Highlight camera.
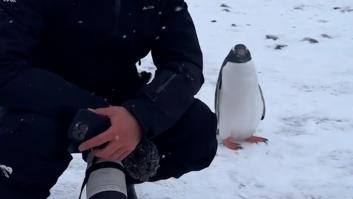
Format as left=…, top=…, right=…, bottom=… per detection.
left=68, top=109, right=127, bottom=199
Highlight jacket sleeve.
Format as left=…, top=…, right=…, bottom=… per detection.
left=0, top=1, right=108, bottom=123
left=122, top=0, right=203, bottom=139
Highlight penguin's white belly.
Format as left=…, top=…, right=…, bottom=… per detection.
left=218, top=65, right=263, bottom=141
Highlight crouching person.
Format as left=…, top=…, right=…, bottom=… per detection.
left=0, top=0, right=218, bottom=198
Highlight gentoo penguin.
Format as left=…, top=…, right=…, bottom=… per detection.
left=215, top=44, right=268, bottom=150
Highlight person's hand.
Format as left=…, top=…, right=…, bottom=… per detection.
left=78, top=106, right=142, bottom=161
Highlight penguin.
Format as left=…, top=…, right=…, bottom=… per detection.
left=215, top=44, right=268, bottom=150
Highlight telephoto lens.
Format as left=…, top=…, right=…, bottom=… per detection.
left=67, top=109, right=160, bottom=199
left=67, top=109, right=127, bottom=199
left=85, top=153, right=127, bottom=199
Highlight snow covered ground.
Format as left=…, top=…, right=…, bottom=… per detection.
left=50, top=0, right=353, bottom=198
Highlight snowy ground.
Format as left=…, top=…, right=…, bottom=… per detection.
left=50, top=0, right=353, bottom=198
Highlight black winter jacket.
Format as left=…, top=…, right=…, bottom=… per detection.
left=0, top=0, right=203, bottom=139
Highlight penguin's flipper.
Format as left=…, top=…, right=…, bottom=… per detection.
left=215, top=71, right=222, bottom=119
left=215, top=67, right=224, bottom=136
left=215, top=49, right=231, bottom=121
left=259, top=85, right=266, bottom=120
left=215, top=45, right=243, bottom=121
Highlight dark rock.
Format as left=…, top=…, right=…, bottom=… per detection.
left=302, top=37, right=319, bottom=44
left=318, top=19, right=328, bottom=23
left=274, top=44, right=288, bottom=50
left=294, top=5, right=305, bottom=10
left=340, top=7, right=353, bottom=13
left=321, top=34, right=333, bottom=39
left=266, top=35, right=279, bottom=41
left=220, top=3, right=231, bottom=8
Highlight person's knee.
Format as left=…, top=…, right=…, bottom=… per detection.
left=0, top=109, right=71, bottom=195
left=181, top=99, right=218, bottom=171
left=0, top=110, right=70, bottom=159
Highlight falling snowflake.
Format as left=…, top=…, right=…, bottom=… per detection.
left=174, top=6, right=183, bottom=12
left=3, top=0, right=16, bottom=3
left=142, top=6, right=155, bottom=11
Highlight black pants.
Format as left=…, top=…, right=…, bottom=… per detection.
left=0, top=99, right=217, bottom=199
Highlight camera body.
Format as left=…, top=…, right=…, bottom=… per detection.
left=67, top=108, right=160, bottom=198
left=68, top=109, right=110, bottom=153
left=67, top=109, right=127, bottom=199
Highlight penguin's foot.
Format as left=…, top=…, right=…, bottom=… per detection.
left=245, top=136, right=268, bottom=144
left=223, top=137, right=243, bottom=150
